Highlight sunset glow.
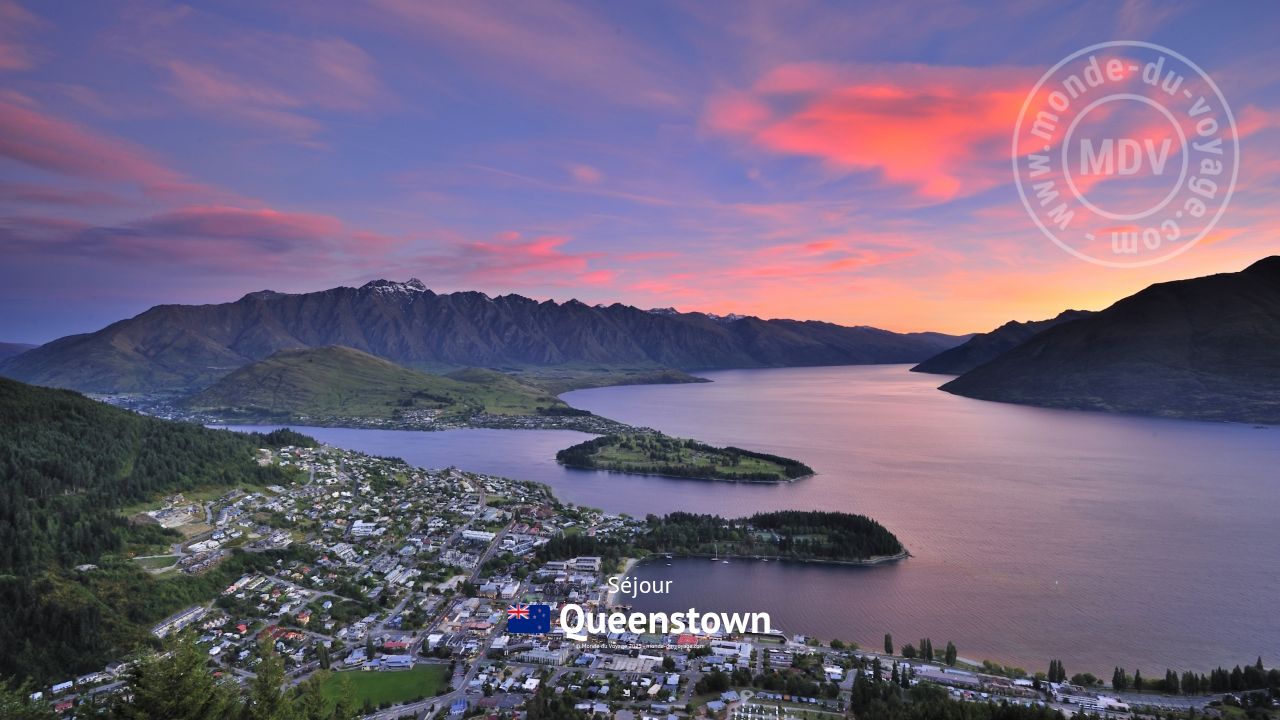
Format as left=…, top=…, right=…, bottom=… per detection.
left=1, top=1, right=1278, bottom=342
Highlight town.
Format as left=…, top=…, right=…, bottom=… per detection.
left=27, top=444, right=1277, bottom=720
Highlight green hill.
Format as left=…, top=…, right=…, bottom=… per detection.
left=184, top=345, right=572, bottom=422
left=0, top=377, right=311, bottom=681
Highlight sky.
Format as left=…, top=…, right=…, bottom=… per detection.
left=1, top=0, right=1278, bottom=344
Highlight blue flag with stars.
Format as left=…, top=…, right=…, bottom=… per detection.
left=506, top=603, right=551, bottom=634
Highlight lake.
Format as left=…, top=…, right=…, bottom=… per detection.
left=229, top=364, right=1280, bottom=674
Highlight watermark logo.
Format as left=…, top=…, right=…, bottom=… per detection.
left=1013, top=41, right=1239, bottom=267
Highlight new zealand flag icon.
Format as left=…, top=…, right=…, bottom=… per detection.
left=505, top=603, right=551, bottom=634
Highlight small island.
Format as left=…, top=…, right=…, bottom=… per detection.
left=555, top=432, right=814, bottom=482
left=643, top=510, right=907, bottom=563
left=541, top=510, right=907, bottom=566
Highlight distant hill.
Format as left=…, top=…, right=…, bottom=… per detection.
left=185, top=345, right=568, bottom=421
left=0, top=279, right=968, bottom=393
left=941, top=257, right=1280, bottom=424
left=911, top=310, right=1093, bottom=375
left=0, top=342, right=35, bottom=361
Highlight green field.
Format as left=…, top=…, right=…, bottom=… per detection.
left=186, top=346, right=570, bottom=421
left=133, top=555, right=180, bottom=570
left=556, top=432, right=814, bottom=482
left=318, top=665, right=450, bottom=712
left=509, top=365, right=710, bottom=394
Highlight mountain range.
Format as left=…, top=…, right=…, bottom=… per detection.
left=940, top=257, right=1280, bottom=424
left=911, top=310, right=1094, bottom=375
left=0, top=280, right=968, bottom=393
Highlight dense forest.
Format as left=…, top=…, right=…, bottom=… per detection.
left=640, top=511, right=904, bottom=560
left=1, top=637, right=360, bottom=719
left=537, top=510, right=905, bottom=564
left=850, top=674, right=1065, bottom=720
left=0, top=378, right=314, bottom=681
left=556, top=433, right=814, bottom=482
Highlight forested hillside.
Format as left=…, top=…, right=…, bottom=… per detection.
left=0, top=377, right=311, bottom=680
left=0, top=377, right=308, bottom=572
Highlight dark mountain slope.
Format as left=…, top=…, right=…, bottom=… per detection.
left=911, top=310, right=1093, bottom=375
left=0, top=280, right=968, bottom=393
left=941, top=258, right=1280, bottom=424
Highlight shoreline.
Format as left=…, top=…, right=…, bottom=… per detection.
left=626, top=549, right=910, bottom=572
left=557, top=462, right=813, bottom=485
left=606, top=556, right=642, bottom=605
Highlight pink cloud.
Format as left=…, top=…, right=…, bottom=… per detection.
left=578, top=269, right=619, bottom=285
left=0, top=0, right=40, bottom=72
left=360, top=0, right=684, bottom=109
left=109, top=8, right=387, bottom=145
left=0, top=98, right=207, bottom=197
left=408, top=232, right=610, bottom=288
left=567, top=164, right=604, bottom=185
left=706, top=62, right=1037, bottom=201
left=2, top=204, right=398, bottom=274
left=0, top=181, right=125, bottom=208
left=137, top=206, right=346, bottom=242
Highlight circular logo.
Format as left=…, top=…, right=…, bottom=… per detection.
left=1013, top=41, right=1239, bottom=267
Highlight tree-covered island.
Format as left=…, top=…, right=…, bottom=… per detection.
left=555, top=432, right=815, bottom=482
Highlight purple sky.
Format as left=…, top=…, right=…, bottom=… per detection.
left=1, top=0, right=1278, bottom=344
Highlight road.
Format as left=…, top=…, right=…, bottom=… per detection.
left=365, top=579, right=526, bottom=720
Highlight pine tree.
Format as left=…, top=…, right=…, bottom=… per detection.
left=884, top=633, right=894, bottom=655
left=108, top=638, right=242, bottom=720
left=0, top=679, right=55, bottom=720
left=295, top=675, right=329, bottom=720
left=333, top=674, right=357, bottom=720
left=1134, top=669, right=1144, bottom=691
left=243, top=648, right=294, bottom=720
left=945, top=641, right=957, bottom=666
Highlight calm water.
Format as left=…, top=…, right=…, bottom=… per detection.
left=229, top=364, right=1280, bottom=673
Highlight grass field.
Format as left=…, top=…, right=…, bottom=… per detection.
left=133, top=555, right=180, bottom=570
left=510, top=365, right=709, bottom=394
left=318, top=665, right=450, bottom=712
